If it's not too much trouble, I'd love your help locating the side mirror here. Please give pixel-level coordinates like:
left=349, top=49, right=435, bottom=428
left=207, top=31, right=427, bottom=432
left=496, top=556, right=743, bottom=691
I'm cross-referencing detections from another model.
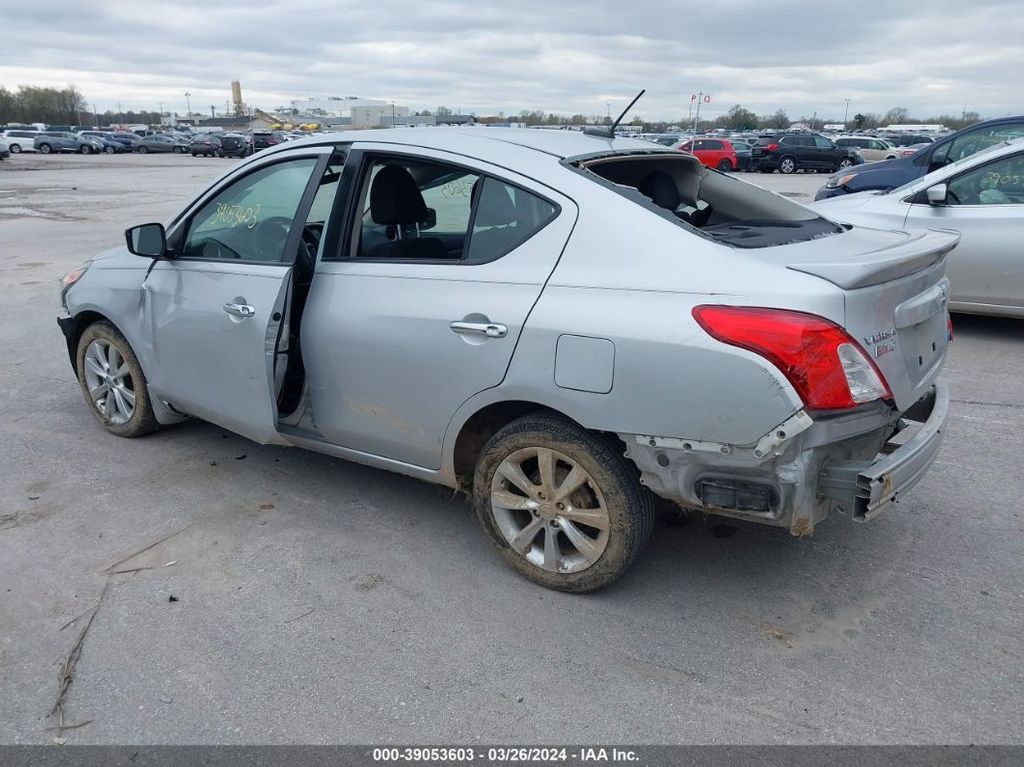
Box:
left=125, top=222, right=167, bottom=258
left=421, top=207, right=437, bottom=230
left=925, top=184, right=948, bottom=206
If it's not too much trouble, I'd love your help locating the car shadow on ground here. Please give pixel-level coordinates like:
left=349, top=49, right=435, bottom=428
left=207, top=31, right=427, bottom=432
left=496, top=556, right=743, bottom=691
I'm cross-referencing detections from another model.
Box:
left=140, top=415, right=914, bottom=631
left=950, top=312, right=1022, bottom=340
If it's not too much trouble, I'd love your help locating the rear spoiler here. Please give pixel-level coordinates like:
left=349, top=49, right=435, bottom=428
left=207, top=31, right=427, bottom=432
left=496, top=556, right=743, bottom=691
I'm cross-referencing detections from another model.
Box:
left=786, top=229, right=960, bottom=289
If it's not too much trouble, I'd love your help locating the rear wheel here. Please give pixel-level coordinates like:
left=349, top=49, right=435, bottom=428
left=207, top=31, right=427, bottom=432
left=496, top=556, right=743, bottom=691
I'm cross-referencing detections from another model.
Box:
left=837, top=156, right=854, bottom=170
left=104, top=145, right=115, bottom=154
left=779, top=156, right=797, bottom=174
left=39, top=143, right=52, bottom=154
left=76, top=321, right=158, bottom=438
left=717, top=158, right=733, bottom=171
left=473, top=413, right=655, bottom=592
left=137, top=145, right=147, bottom=154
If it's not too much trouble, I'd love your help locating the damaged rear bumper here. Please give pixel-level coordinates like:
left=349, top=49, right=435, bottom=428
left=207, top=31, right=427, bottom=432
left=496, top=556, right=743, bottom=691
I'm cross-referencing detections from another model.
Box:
left=621, top=382, right=948, bottom=534
left=818, top=382, right=948, bottom=520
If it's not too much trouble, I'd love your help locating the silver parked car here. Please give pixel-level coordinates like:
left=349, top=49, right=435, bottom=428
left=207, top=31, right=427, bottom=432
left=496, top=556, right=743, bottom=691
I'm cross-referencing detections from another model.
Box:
left=57, top=129, right=954, bottom=591
left=812, top=138, right=1024, bottom=318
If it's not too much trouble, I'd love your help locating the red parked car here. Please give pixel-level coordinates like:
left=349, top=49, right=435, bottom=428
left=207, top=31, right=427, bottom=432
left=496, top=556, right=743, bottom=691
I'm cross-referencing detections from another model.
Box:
left=674, top=137, right=739, bottom=171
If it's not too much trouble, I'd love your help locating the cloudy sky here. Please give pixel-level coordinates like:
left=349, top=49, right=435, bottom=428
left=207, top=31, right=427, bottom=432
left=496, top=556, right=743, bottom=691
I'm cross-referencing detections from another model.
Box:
left=2, top=0, right=1021, bottom=121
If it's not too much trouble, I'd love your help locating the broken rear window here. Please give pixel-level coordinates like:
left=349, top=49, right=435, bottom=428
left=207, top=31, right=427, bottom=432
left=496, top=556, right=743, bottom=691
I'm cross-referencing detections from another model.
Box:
left=571, top=152, right=844, bottom=248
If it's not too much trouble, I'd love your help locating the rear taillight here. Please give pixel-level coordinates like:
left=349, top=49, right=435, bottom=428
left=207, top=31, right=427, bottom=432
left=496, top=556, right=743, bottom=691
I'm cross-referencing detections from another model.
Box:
left=764, top=143, right=779, bottom=151
left=692, top=306, right=892, bottom=410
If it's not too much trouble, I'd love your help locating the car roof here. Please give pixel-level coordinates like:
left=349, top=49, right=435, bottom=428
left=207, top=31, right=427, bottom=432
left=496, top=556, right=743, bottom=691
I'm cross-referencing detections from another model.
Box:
left=272, top=127, right=666, bottom=162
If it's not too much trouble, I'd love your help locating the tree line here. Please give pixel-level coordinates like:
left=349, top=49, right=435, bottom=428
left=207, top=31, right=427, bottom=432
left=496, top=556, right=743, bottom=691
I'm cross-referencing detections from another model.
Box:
left=0, top=85, right=164, bottom=126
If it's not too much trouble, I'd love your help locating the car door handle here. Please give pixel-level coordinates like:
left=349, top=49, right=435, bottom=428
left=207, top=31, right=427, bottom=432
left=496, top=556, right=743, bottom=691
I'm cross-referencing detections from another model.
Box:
left=223, top=302, right=256, bottom=318
left=449, top=321, right=508, bottom=338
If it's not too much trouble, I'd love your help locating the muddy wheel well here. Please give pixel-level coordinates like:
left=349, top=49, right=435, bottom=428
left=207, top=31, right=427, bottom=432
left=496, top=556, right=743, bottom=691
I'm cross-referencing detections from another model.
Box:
left=63, top=310, right=110, bottom=368
left=452, top=401, right=632, bottom=491
left=452, top=401, right=561, bottom=485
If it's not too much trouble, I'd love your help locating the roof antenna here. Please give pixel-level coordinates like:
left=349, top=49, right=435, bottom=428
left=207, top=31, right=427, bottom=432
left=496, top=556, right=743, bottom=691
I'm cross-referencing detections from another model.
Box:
left=584, top=89, right=646, bottom=139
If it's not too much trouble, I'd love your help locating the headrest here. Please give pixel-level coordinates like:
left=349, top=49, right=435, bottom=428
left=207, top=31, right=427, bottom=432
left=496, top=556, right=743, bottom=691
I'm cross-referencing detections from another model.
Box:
left=474, top=180, right=518, bottom=227
left=371, top=165, right=428, bottom=225
left=637, top=171, right=681, bottom=211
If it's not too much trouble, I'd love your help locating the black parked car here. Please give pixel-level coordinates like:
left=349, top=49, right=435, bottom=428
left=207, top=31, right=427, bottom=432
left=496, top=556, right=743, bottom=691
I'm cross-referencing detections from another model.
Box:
left=217, top=133, right=250, bottom=158
left=78, top=131, right=130, bottom=153
left=752, top=132, right=858, bottom=174
left=249, top=130, right=287, bottom=152
left=189, top=134, right=222, bottom=157
left=107, top=132, right=142, bottom=150
left=815, top=115, right=1024, bottom=199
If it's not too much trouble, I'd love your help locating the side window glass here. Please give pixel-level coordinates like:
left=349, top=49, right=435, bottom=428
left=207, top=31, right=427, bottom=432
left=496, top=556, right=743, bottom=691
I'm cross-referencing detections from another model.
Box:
left=814, top=136, right=832, bottom=148
left=182, top=157, right=318, bottom=262
left=355, top=158, right=479, bottom=260
left=300, top=156, right=345, bottom=262
left=945, top=124, right=1024, bottom=163
left=466, top=178, right=558, bottom=262
left=947, top=154, right=1024, bottom=205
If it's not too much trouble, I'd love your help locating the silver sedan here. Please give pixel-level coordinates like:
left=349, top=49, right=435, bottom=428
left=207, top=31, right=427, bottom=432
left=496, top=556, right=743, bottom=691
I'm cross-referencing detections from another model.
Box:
left=58, top=128, right=954, bottom=591
left=812, top=138, right=1024, bottom=318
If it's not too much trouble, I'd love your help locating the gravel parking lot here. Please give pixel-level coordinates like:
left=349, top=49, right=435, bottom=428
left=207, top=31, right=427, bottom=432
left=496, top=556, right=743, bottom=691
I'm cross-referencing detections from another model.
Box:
left=1, top=152, right=1021, bottom=745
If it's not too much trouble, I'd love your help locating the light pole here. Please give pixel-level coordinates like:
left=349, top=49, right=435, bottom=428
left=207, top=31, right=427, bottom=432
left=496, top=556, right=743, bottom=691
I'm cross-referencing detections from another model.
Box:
left=184, top=92, right=192, bottom=121
left=844, top=97, right=851, bottom=126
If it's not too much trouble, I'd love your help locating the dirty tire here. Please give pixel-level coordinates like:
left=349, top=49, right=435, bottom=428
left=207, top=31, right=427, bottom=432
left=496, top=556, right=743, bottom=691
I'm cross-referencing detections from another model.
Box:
left=76, top=321, right=159, bottom=438
left=473, top=413, right=655, bottom=592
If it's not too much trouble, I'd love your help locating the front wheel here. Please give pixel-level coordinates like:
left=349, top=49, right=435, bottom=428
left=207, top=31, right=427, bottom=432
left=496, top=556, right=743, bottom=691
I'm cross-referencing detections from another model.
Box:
left=137, top=145, right=147, bottom=154
left=104, top=146, right=115, bottom=154
left=778, top=156, right=797, bottom=174
left=473, top=413, right=655, bottom=592
left=9, top=143, right=21, bottom=154
left=76, top=321, right=159, bottom=438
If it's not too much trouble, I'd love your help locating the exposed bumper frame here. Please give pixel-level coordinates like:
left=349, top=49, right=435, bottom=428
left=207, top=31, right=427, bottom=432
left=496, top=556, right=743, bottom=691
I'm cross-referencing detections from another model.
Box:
left=818, top=382, right=949, bottom=520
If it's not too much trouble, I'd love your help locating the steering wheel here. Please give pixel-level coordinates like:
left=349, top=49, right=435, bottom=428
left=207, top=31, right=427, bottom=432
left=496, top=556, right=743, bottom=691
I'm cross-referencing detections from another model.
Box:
left=294, top=225, right=322, bottom=285
left=252, top=216, right=293, bottom=261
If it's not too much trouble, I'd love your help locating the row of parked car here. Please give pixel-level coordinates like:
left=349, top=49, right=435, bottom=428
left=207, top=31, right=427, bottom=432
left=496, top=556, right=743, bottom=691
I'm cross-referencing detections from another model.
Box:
left=0, top=127, right=292, bottom=159
left=663, top=133, right=862, bottom=174
left=653, top=130, right=945, bottom=175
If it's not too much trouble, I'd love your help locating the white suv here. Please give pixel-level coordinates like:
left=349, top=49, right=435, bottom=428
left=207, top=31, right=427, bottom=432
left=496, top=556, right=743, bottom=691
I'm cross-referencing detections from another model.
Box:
left=834, top=135, right=898, bottom=162
left=2, top=129, right=41, bottom=153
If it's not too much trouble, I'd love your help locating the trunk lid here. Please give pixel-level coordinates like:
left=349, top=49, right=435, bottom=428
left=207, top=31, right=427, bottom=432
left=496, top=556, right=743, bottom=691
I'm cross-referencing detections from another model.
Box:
left=785, top=228, right=958, bottom=411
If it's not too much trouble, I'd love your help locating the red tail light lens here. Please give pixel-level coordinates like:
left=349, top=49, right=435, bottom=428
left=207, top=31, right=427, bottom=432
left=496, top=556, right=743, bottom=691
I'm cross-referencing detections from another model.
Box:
left=765, top=143, right=779, bottom=151
left=692, top=305, right=892, bottom=410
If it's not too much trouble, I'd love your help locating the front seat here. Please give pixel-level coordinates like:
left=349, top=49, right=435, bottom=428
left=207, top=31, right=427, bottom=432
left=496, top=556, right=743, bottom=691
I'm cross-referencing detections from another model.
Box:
left=636, top=170, right=713, bottom=227
left=637, top=170, right=682, bottom=212
left=365, top=165, right=448, bottom=259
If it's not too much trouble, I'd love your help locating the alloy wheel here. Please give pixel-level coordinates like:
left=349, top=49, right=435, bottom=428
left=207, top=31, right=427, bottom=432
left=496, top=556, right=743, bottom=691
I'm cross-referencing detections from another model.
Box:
left=82, top=339, right=136, bottom=425
left=490, top=446, right=610, bottom=574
